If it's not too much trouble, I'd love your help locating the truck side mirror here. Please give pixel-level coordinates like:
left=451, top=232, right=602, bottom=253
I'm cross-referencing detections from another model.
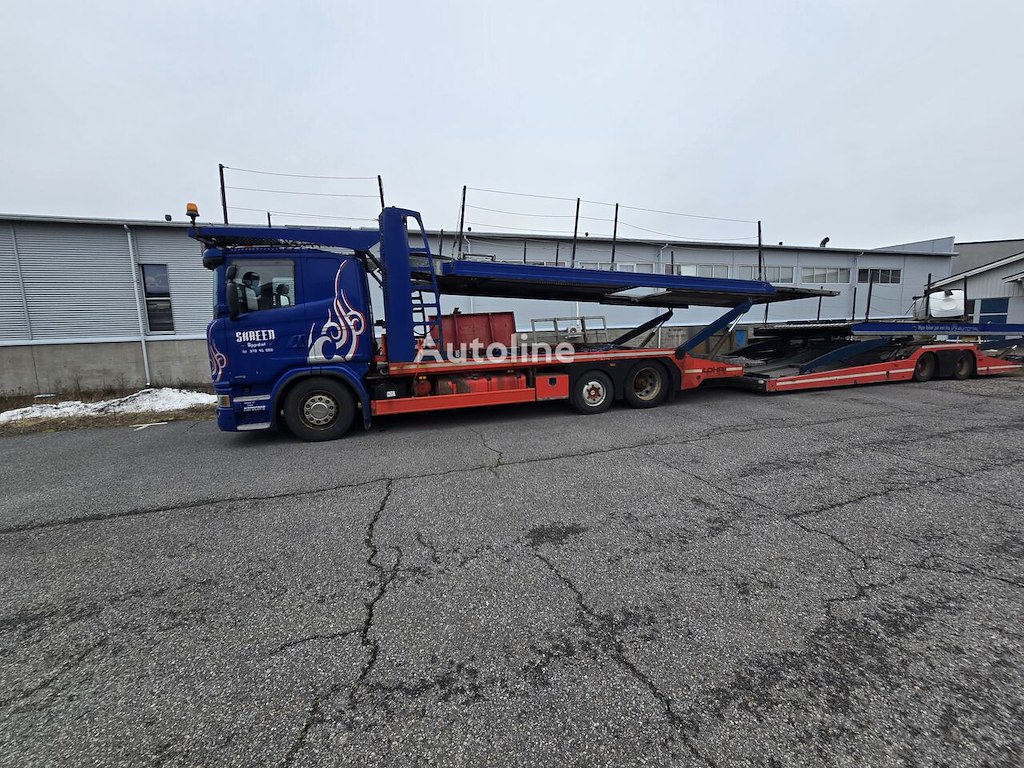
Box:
left=223, top=264, right=240, bottom=319
left=226, top=283, right=240, bottom=320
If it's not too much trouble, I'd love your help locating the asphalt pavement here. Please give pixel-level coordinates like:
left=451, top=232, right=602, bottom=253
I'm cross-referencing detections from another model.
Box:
left=1, top=375, right=1023, bottom=767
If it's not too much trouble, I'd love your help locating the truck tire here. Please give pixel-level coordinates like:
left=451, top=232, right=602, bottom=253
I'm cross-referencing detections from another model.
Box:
left=912, top=353, right=936, bottom=383
left=570, top=370, right=614, bottom=414
left=623, top=362, right=668, bottom=409
left=283, top=377, right=356, bottom=441
left=952, top=351, right=975, bottom=380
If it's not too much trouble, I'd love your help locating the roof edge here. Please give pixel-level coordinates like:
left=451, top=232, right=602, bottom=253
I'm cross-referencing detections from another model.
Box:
left=932, top=251, right=1024, bottom=287
left=0, top=212, right=957, bottom=257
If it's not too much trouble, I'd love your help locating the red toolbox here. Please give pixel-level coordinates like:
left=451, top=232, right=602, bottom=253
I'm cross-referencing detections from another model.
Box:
left=432, top=312, right=516, bottom=352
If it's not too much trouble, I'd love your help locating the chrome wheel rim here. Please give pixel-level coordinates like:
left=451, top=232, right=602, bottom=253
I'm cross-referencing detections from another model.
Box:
left=302, top=393, right=337, bottom=427
left=582, top=379, right=607, bottom=407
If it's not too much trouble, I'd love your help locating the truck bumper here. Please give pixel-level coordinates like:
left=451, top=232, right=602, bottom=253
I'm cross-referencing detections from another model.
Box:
left=215, top=391, right=274, bottom=432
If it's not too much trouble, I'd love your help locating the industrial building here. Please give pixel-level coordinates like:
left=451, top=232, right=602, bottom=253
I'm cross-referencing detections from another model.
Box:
left=930, top=239, right=1024, bottom=325
left=0, top=212, right=963, bottom=395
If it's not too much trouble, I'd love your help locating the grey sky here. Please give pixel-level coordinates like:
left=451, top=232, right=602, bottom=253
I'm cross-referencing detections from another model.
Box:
left=2, top=1, right=1022, bottom=248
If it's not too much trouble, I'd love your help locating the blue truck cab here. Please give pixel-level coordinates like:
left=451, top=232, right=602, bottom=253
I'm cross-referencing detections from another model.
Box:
left=193, top=206, right=432, bottom=440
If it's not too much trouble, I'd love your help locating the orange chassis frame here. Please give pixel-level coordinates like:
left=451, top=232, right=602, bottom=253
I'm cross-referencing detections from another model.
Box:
left=755, top=343, right=1021, bottom=393
left=370, top=349, right=743, bottom=416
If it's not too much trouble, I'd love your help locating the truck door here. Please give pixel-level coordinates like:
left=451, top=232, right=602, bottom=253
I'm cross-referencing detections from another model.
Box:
left=301, top=254, right=373, bottom=365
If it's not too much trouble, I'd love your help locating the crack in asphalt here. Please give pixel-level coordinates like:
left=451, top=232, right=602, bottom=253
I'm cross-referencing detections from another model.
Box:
left=466, top=425, right=504, bottom=479
left=785, top=455, right=1024, bottom=522
left=414, top=530, right=443, bottom=565
left=644, top=437, right=1023, bottom=618
left=533, top=552, right=716, bottom=768
left=685, top=591, right=962, bottom=757
left=281, top=479, right=398, bottom=767
left=366, top=660, right=485, bottom=704
left=5, top=404, right=996, bottom=536
left=0, top=636, right=108, bottom=716
left=268, top=630, right=359, bottom=657
left=881, top=549, right=1024, bottom=592
left=0, top=478, right=386, bottom=536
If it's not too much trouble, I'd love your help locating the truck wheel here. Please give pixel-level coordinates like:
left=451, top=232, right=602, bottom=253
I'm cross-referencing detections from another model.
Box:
left=952, top=352, right=975, bottom=380
left=570, top=370, right=614, bottom=414
left=912, top=353, right=936, bottom=382
left=283, top=377, right=356, bottom=441
left=624, top=362, right=668, bottom=409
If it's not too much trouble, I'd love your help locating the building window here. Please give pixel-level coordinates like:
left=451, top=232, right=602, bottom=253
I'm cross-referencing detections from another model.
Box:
left=766, top=266, right=794, bottom=284
left=230, top=259, right=296, bottom=313
left=857, top=268, right=902, bottom=284
left=979, top=298, right=1009, bottom=325
left=675, top=264, right=729, bottom=279
left=736, top=265, right=794, bottom=283
left=801, top=267, right=850, bottom=284
left=141, top=263, right=174, bottom=332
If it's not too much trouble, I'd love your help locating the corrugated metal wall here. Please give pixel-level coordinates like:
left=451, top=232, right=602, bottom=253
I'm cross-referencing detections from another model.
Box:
left=16, top=223, right=140, bottom=339
left=0, top=220, right=213, bottom=345
left=961, top=259, right=1024, bottom=300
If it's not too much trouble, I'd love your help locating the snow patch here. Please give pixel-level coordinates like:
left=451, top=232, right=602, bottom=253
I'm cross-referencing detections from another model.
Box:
left=0, top=388, right=216, bottom=425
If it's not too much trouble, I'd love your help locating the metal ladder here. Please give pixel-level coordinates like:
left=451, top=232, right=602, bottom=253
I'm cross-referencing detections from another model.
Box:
left=409, top=251, right=445, bottom=354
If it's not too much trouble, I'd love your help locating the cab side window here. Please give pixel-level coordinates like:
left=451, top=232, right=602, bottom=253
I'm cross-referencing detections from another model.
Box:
left=228, top=259, right=296, bottom=314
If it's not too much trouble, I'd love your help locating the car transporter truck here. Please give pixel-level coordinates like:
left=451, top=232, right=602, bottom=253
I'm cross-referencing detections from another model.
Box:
left=188, top=204, right=1023, bottom=441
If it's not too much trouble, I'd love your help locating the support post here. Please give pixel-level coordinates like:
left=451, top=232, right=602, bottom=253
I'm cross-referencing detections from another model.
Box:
left=757, top=220, right=764, bottom=281
left=850, top=285, right=858, bottom=322
left=962, top=277, right=969, bottom=320
left=124, top=225, right=152, bottom=387
left=9, top=225, right=33, bottom=340
left=456, top=185, right=467, bottom=258
left=266, top=211, right=272, bottom=227
left=523, top=239, right=527, bottom=264
left=570, top=197, right=581, bottom=268
left=554, top=241, right=560, bottom=267
left=865, top=271, right=875, bottom=322
left=677, top=300, right=754, bottom=358
left=816, top=291, right=823, bottom=321
left=219, top=163, right=229, bottom=224
left=377, top=175, right=386, bottom=209
left=610, top=203, right=619, bottom=265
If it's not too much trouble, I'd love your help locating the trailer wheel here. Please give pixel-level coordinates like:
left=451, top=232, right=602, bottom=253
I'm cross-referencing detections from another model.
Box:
left=624, top=362, right=668, bottom=409
left=912, top=353, right=936, bottom=382
left=570, top=370, right=614, bottom=414
left=952, top=351, right=975, bottom=381
left=283, top=377, right=355, bottom=441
